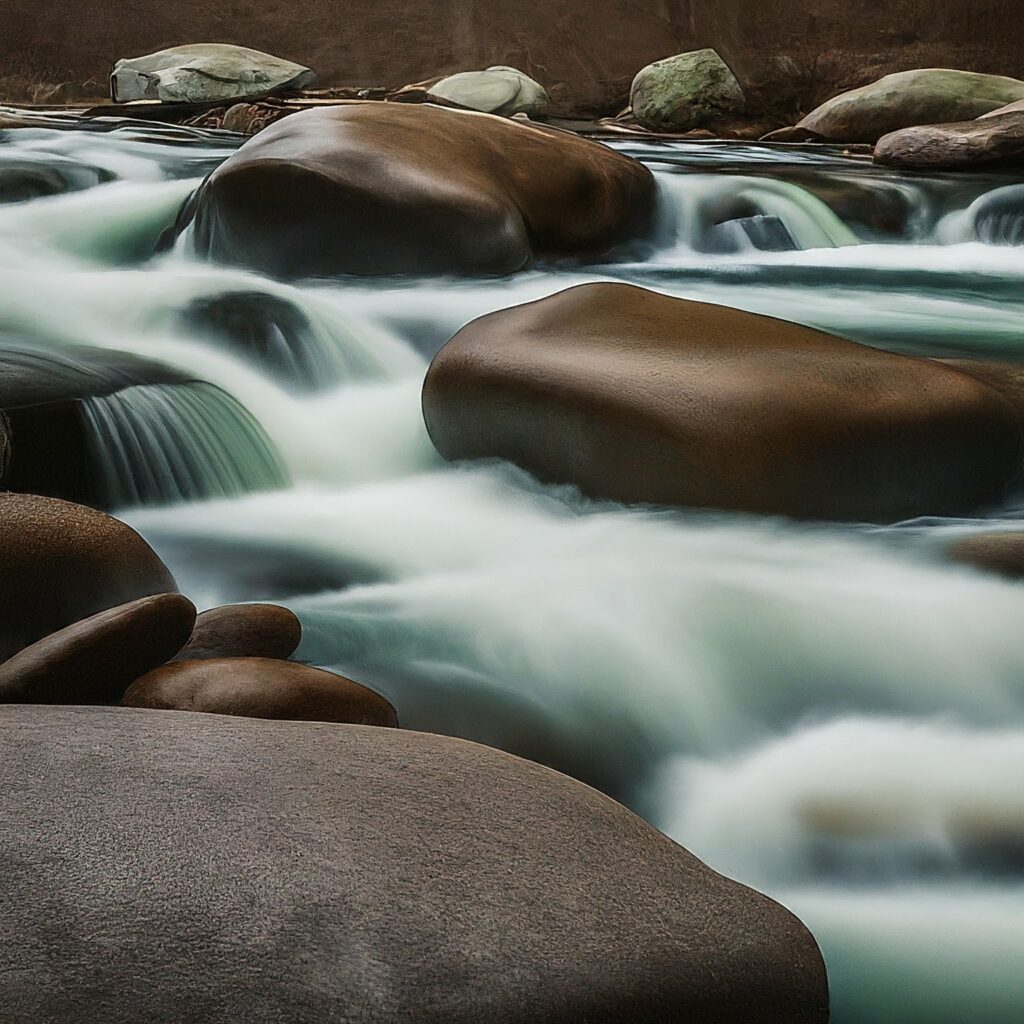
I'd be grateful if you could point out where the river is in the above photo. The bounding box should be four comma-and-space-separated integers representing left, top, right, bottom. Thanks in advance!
2, 114, 1023, 1023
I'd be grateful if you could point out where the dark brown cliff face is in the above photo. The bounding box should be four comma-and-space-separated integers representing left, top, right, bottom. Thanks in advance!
3, 2, 1024, 119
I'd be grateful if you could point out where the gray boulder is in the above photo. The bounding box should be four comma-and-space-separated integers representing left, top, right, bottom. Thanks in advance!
630, 49, 745, 132
0, 705, 829, 1024
799, 68, 1024, 143
875, 111, 1024, 169
110, 43, 316, 104
427, 66, 549, 117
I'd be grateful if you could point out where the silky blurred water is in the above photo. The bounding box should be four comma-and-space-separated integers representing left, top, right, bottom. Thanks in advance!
4, 115, 1024, 1022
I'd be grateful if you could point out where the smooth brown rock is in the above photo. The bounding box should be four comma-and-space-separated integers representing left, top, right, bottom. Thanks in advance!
0, 594, 196, 704
170, 102, 656, 277
875, 112, 1024, 169
0, 705, 830, 1023
0, 493, 178, 661
947, 533, 1024, 580
423, 283, 1023, 522
123, 657, 397, 726
175, 603, 302, 661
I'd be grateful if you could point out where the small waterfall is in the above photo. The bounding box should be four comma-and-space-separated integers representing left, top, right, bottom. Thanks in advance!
654, 172, 859, 253
82, 381, 287, 508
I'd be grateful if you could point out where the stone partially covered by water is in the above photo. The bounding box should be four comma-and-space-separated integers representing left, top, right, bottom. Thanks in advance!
423, 282, 1023, 522
110, 43, 316, 104
168, 102, 656, 277
0, 706, 828, 1024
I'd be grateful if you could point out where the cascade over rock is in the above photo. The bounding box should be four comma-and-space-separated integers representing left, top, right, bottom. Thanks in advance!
0, 706, 829, 1024
423, 283, 1024, 522
169, 103, 656, 278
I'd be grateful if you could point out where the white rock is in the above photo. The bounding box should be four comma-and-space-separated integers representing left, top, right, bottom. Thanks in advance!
110, 43, 316, 104
428, 66, 548, 117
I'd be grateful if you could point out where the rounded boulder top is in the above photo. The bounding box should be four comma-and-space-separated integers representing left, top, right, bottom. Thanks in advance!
110, 43, 317, 104
0, 705, 829, 1024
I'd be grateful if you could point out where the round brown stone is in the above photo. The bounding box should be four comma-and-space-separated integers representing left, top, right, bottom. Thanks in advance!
123, 657, 397, 727
175, 604, 302, 662
0, 594, 196, 705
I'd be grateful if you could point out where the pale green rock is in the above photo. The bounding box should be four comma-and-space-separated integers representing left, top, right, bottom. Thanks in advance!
428, 66, 548, 118
799, 68, 1024, 143
110, 44, 316, 104
630, 49, 745, 132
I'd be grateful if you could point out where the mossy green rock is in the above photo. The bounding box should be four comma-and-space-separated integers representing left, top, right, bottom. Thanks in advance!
630, 49, 745, 132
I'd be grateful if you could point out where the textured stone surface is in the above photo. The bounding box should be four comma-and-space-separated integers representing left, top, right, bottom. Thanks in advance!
123, 657, 397, 726
0, 594, 195, 704
428, 66, 548, 116
171, 103, 655, 278
175, 603, 302, 661
0, 705, 829, 1023
110, 43, 315, 103
799, 68, 1024, 143
0, 493, 177, 660
423, 283, 1023, 522
631, 49, 745, 132
875, 111, 1024, 168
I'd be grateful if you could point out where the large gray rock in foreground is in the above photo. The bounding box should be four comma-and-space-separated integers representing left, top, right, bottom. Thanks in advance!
110, 43, 316, 104
428, 66, 549, 117
630, 48, 745, 132
0, 706, 829, 1024
799, 68, 1024, 143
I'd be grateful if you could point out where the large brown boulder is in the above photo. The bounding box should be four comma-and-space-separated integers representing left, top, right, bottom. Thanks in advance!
875, 111, 1024, 169
174, 603, 302, 661
0, 594, 195, 705
169, 103, 656, 278
123, 657, 397, 727
947, 532, 1024, 580
422, 283, 1023, 523
798, 68, 1024, 143
0, 705, 829, 1023
0, 493, 178, 661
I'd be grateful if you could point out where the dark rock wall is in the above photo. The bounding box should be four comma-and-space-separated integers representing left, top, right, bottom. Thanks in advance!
3, 2, 1024, 117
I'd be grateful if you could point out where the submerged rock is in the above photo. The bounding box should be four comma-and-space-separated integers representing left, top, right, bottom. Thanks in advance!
630, 49, 745, 132
123, 657, 397, 726
0, 594, 195, 705
427, 66, 548, 117
423, 283, 1023, 522
798, 68, 1024, 144
0, 705, 830, 1023
168, 102, 656, 277
0, 344, 284, 508
0, 493, 177, 661
875, 112, 1024, 169
174, 603, 302, 662
110, 43, 316, 104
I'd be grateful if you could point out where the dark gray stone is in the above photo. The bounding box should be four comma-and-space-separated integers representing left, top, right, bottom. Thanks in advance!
0, 706, 829, 1024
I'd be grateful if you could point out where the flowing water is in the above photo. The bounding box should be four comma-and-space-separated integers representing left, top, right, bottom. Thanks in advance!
3, 113, 1024, 1022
